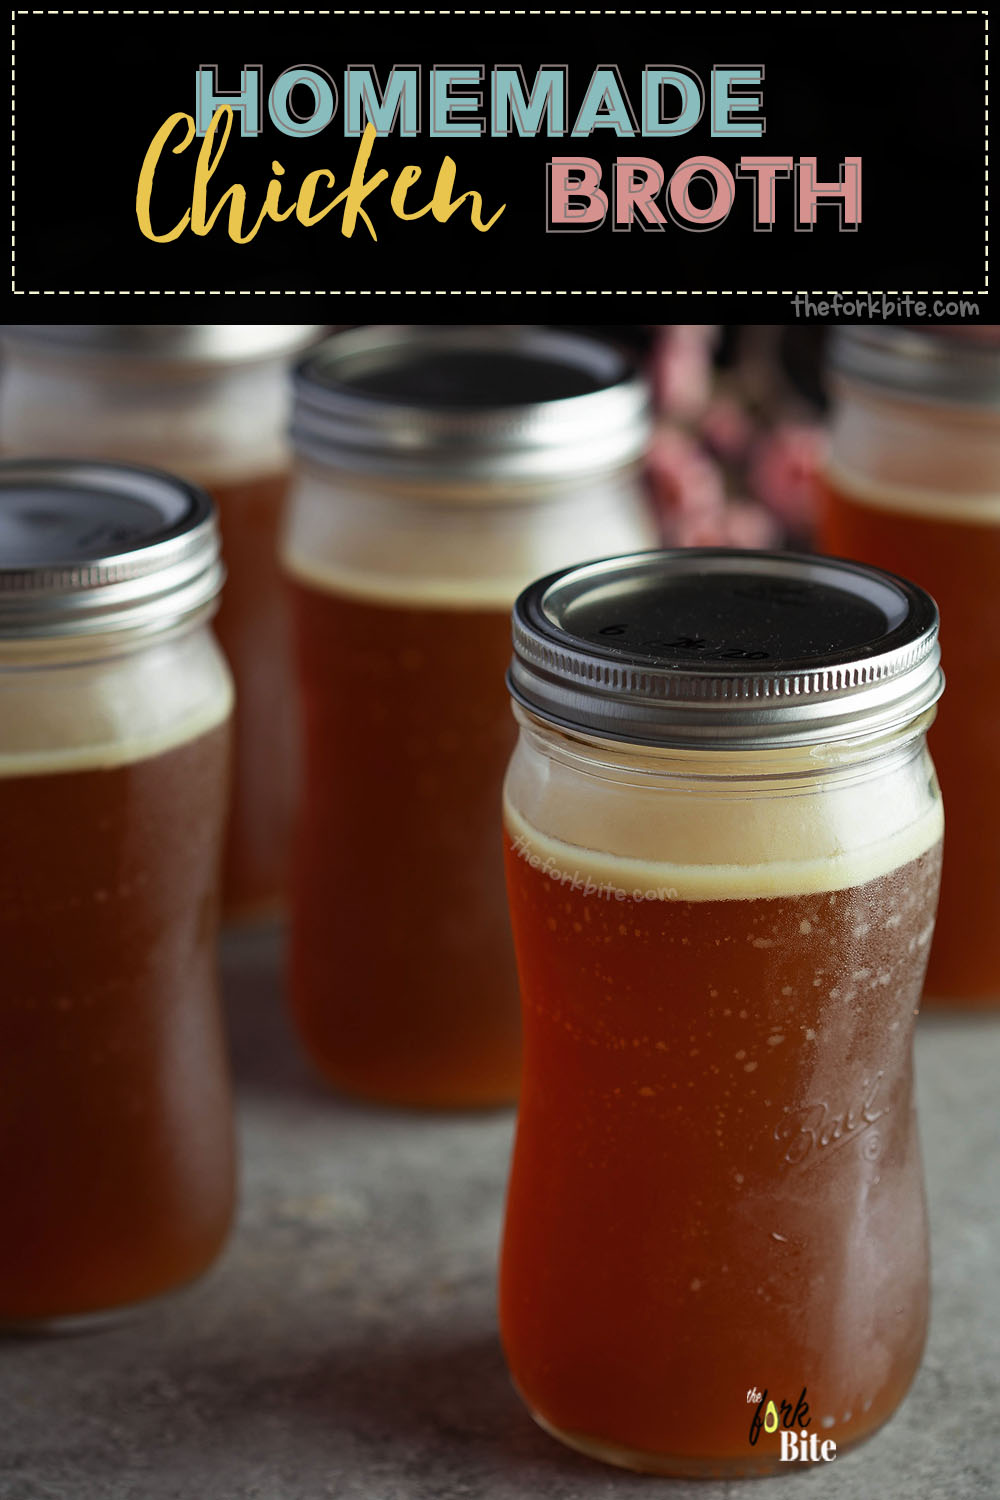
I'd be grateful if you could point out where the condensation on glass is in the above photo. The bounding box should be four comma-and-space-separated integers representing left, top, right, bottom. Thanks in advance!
282, 324, 659, 1108
0, 458, 235, 1330
820, 327, 1000, 1007
0, 324, 325, 921
501, 549, 944, 1476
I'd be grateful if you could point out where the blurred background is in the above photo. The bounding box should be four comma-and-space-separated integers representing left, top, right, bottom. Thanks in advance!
590, 324, 827, 548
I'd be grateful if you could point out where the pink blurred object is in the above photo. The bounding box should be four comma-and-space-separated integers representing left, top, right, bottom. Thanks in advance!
648, 424, 727, 527
650, 325, 718, 421
673, 499, 783, 550
698, 395, 757, 465
747, 422, 828, 532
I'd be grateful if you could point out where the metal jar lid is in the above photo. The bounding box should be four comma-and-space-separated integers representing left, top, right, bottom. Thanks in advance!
0, 325, 327, 366
509, 549, 943, 748
0, 458, 223, 639
830, 327, 1000, 408
290, 324, 651, 483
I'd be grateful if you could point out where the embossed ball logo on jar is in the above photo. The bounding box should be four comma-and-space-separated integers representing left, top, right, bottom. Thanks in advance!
774, 1072, 887, 1168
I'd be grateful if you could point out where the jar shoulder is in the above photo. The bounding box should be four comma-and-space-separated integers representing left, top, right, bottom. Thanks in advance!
0, 355, 294, 485
828, 390, 1000, 504
0, 626, 233, 774
504, 730, 944, 902
282, 465, 659, 609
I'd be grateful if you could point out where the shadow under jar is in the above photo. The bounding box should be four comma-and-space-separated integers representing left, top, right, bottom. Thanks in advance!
0, 459, 235, 1330
281, 325, 657, 1109
819, 327, 1000, 1007
500, 548, 944, 1476
0, 323, 325, 923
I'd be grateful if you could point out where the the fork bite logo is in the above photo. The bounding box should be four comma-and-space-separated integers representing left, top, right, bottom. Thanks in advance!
747, 1385, 838, 1462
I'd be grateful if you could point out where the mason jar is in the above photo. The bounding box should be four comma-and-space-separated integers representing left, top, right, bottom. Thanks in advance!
819, 328, 999, 1008
282, 324, 658, 1108
0, 323, 325, 921
0, 458, 235, 1329
500, 549, 944, 1476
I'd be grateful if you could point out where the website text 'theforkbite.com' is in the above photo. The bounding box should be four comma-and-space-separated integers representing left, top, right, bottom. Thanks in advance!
790, 294, 981, 319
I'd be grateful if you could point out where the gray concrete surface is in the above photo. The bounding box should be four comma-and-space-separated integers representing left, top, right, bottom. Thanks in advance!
1, 928, 997, 1500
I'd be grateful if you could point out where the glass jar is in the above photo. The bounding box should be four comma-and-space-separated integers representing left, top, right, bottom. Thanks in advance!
819, 328, 1000, 1007
0, 323, 325, 922
0, 458, 235, 1329
500, 549, 944, 1476
282, 325, 658, 1108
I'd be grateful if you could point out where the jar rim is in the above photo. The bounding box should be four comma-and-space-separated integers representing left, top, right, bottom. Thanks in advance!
830, 326, 1000, 409
509, 548, 943, 750
0, 458, 224, 640
290, 324, 651, 483
0, 324, 327, 367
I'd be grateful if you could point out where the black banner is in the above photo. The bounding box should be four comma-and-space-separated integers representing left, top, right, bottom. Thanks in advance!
8, 8, 989, 319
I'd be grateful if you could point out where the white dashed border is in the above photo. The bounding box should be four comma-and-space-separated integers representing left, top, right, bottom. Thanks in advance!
9, 9, 991, 297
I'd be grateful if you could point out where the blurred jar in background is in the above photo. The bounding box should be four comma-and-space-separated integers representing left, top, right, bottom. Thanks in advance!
0, 324, 325, 922
0, 459, 235, 1329
820, 328, 1000, 1008
282, 325, 657, 1108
